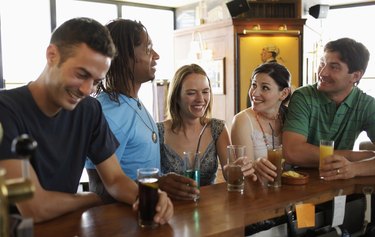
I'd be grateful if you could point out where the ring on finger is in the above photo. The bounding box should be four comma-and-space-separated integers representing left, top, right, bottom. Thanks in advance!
336, 169, 341, 175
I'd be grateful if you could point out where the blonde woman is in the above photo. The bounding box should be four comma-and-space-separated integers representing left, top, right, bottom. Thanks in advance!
158, 64, 256, 198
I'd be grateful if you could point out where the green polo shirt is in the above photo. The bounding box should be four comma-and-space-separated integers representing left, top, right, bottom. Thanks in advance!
283, 83, 375, 149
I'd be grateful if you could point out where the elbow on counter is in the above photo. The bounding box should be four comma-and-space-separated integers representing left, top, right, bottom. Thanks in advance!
283, 145, 297, 164
282, 143, 305, 167
17, 204, 55, 224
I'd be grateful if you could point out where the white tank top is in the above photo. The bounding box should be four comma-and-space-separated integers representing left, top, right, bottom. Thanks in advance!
245, 111, 281, 160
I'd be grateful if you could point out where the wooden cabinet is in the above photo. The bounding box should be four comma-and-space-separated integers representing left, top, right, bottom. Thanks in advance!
244, 0, 302, 19
233, 18, 306, 111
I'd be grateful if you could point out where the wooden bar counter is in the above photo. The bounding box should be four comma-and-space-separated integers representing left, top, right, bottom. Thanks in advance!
34, 169, 375, 237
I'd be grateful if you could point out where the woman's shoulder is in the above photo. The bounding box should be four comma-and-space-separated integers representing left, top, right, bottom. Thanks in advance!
210, 117, 224, 125
233, 108, 255, 122
157, 120, 173, 133
209, 118, 227, 140
231, 108, 257, 135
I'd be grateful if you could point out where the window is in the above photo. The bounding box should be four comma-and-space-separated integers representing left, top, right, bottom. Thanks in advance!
0, 0, 50, 88
1, 1, 174, 120
322, 5, 375, 81
56, 0, 117, 26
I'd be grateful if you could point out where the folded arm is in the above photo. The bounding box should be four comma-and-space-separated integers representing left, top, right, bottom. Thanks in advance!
282, 131, 320, 167
335, 149, 375, 162
320, 154, 375, 180
283, 131, 375, 167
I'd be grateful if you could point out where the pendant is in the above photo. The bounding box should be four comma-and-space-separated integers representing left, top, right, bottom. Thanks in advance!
137, 101, 142, 110
152, 131, 157, 143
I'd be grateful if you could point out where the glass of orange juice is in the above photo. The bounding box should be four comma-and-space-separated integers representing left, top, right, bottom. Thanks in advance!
319, 140, 334, 177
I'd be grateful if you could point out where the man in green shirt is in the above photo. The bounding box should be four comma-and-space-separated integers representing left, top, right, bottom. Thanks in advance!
283, 37, 375, 180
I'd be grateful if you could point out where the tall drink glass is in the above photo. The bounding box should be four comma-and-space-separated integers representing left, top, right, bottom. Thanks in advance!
267, 145, 283, 188
137, 168, 159, 228
319, 140, 334, 178
183, 151, 200, 201
226, 145, 245, 193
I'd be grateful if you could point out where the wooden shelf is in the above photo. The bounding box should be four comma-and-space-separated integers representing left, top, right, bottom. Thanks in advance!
235, 0, 301, 19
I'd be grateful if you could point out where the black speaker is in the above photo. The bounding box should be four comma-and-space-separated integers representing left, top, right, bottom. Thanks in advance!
309, 4, 329, 19
226, 0, 250, 18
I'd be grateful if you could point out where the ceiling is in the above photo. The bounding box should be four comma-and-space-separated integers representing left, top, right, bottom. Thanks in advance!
117, 0, 374, 8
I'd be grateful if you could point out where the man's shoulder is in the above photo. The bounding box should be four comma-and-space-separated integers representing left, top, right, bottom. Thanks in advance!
0, 86, 30, 107
290, 84, 321, 103
79, 96, 100, 107
95, 93, 134, 124
354, 87, 375, 100
96, 92, 111, 103
96, 93, 127, 111
0, 86, 28, 97
74, 96, 102, 116
352, 87, 375, 108
294, 84, 316, 94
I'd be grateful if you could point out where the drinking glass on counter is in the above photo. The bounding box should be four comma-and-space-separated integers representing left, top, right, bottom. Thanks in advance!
183, 151, 201, 201
226, 145, 246, 193
137, 168, 159, 228
267, 145, 283, 188
319, 140, 334, 178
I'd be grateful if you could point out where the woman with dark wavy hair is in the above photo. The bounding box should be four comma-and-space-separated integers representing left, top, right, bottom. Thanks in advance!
231, 62, 291, 184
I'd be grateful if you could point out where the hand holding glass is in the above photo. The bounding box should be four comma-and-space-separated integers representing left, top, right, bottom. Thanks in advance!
183, 151, 200, 201
226, 145, 246, 193
137, 168, 159, 228
267, 145, 283, 188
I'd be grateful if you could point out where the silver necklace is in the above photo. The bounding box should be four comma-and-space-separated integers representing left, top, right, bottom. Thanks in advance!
124, 97, 158, 143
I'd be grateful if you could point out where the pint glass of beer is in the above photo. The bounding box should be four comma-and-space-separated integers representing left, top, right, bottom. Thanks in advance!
137, 168, 159, 228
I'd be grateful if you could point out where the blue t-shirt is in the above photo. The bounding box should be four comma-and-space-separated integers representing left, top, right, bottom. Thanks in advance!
85, 93, 160, 180
0, 86, 119, 193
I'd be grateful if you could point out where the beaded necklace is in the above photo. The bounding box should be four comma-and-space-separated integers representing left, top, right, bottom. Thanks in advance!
258, 112, 279, 121
255, 112, 281, 147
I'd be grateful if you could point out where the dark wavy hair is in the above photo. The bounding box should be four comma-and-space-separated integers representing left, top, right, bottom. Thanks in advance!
324, 38, 370, 73
324, 38, 369, 85
95, 19, 149, 102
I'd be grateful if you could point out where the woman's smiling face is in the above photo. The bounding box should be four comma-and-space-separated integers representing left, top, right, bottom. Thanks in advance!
178, 73, 211, 120
249, 72, 284, 114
